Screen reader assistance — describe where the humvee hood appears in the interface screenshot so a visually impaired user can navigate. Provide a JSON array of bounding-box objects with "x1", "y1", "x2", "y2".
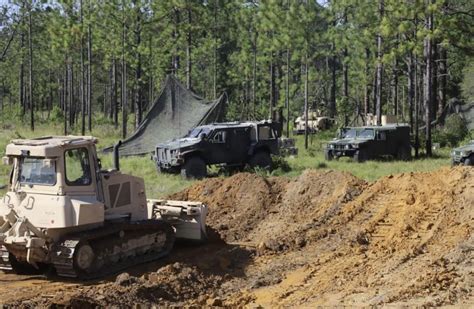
[
  {"x1": 330, "y1": 139, "x2": 368, "y2": 145},
  {"x1": 158, "y1": 137, "x2": 201, "y2": 150},
  {"x1": 453, "y1": 143, "x2": 474, "y2": 153}
]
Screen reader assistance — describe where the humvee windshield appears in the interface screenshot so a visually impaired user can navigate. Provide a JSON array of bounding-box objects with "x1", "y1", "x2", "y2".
[
  {"x1": 358, "y1": 128, "x2": 375, "y2": 139},
  {"x1": 19, "y1": 157, "x2": 56, "y2": 186},
  {"x1": 341, "y1": 129, "x2": 357, "y2": 139},
  {"x1": 187, "y1": 127, "x2": 211, "y2": 138}
]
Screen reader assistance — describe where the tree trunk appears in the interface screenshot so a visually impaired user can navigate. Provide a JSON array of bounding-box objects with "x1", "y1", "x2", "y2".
[
  {"x1": 172, "y1": 8, "x2": 180, "y2": 74},
  {"x1": 408, "y1": 51, "x2": 414, "y2": 133},
  {"x1": 270, "y1": 51, "x2": 275, "y2": 119},
  {"x1": 87, "y1": 0, "x2": 92, "y2": 132},
  {"x1": 28, "y1": 2, "x2": 34, "y2": 131},
  {"x1": 122, "y1": 17, "x2": 128, "y2": 139},
  {"x1": 213, "y1": 0, "x2": 218, "y2": 99},
  {"x1": 424, "y1": 1, "x2": 433, "y2": 157},
  {"x1": 375, "y1": 0, "x2": 384, "y2": 126},
  {"x1": 19, "y1": 30, "x2": 25, "y2": 115},
  {"x1": 186, "y1": 6, "x2": 192, "y2": 89},
  {"x1": 80, "y1": 0, "x2": 86, "y2": 135},
  {"x1": 392, "y1": 58, "x2": 398, "y2": 117},
  {"x1": 414, "y1": 54, "x2": 419, "y2": 157},
  {"x1": 286, "y1": 48, "x2": 290, "y2": 137},
  {"x1": 343, "y1": 48, "x2": 349, "y2": 125},
  {"x1": 364, "y1": 48, "x2": 370, "y2": 116},
  {"x1": 438, "y1": 46, "x2": 447, "y2": 120},
  {"x1": 304, "y1": 54, "x2": 309, "y2": 150},
  {"x1": 252, "y1": 31, "x2": 257, "y2": 119},
  {"x1": 330, "y1": 52, "x2": 336, "y2": 118},
  {"x1": 134, "y1": 0, "x2": 142, "y2": 128},
  {"x1": 432, "y1": 42, "x2": 438, "y2": 118}
]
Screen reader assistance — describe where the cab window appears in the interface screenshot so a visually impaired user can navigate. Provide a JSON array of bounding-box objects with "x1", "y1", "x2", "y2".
[
  {"x1": 65, "y1": 148, "x2": 92, "y2": 186},
  {"x1": 258, "y1": 126, "x2": 275, "y2": 140},
  {"x1": 377, "y1": 131, "x2": 387, "y2": 141},
  {"x1": 211, "y1": 130, "x2": 227, "y2": 143}
]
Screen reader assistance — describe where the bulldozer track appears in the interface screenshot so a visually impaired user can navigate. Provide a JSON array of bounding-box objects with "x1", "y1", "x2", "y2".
[{"x1": 51, "y1": 220, "x2": 175, "y2": 279}]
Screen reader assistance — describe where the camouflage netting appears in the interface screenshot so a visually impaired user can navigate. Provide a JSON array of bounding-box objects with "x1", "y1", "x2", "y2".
[{"x1": 106, "y1": 75, "x2": 226, "y2": 156}]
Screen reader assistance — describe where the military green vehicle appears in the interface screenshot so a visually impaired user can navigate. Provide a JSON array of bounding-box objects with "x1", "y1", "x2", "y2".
[
  {"x1": 153, "y1": 121, "x2": 280, "y2": 179},
  {"x1": 451, "y1": 141, "x2": 474, "y2": 166},
  {"x1": 325, "y1": 125, "x2": 411, "y2": 162}
]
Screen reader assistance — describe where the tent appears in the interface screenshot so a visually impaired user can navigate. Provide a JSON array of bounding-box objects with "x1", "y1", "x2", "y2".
[{"x1": 108, "y1": 75, "x2": 225, "y2": 156}]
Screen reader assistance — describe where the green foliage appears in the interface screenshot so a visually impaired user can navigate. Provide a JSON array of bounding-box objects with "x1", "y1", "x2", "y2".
[
  {"x1": 49, "y1": 106, "x2": 64, "y2": 123},
  {"x1": 442, "y1": 114, "x2": 469, "y2": 147}
]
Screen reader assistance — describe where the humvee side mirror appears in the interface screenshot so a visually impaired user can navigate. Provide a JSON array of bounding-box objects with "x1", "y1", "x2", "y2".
[
  {"x1": 199, "y1": 133, "x2": 207, "y2": 140},
  {"x1": 2, "y1": 156, "x2": 13, "y2": 165}
]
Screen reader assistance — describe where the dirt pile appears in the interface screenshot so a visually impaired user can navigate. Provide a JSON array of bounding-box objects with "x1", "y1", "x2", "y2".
[
  {"x1": 173, "y1": 167, "x2": 473, "y2": 306},
  {"x1": 2, "y1": 167, "x2": 472, "y2": 307},
  {"x1": 171, "y1": 170, "x2": 366, "y2": 248}
]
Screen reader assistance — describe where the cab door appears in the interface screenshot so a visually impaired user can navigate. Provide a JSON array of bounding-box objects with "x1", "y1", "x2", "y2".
[
  {"x1": 206, "y1": 129, "x2": 232, "y2": 164},
  {"x1": 227, "y1": 128, "x2": 251, "y2": 163},
  {"x1": 374, "y1": 130, "x2": 388, "y2": 156}
]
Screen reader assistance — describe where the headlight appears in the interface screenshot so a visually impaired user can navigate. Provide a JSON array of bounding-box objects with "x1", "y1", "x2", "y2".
[
  {"x1": 351, "y1": 144, "x2": 359, "y2": 149},
  {"x1": 344, "y1": 145, "x2": 351, "y2": 150},
  {"x1": 329, "y1": 144, "x2": 334, "y2": 149}
]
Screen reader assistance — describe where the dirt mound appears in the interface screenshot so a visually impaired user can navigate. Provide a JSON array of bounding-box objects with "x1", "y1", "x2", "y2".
[
  {"x1": 171, "y1": 172, "x2": 289, "y2": 242},
  {"x1": 2, "y1": 167, "x2": 472, "y2": 307},
  {"x1": 171, "y1": 170, "x2": 366, "y2": 248},
  {"x1": 244, "y1": 167, "x2": 474, "y2": 307}
]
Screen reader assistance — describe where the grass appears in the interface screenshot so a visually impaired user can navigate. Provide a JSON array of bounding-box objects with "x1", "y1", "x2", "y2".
[{"x1": 0, "y1": 112, "x2": 454, "y2": 197}]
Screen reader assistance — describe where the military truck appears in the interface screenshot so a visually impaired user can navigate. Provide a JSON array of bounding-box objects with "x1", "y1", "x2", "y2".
[
  {"x1": 154, "y1": 121, "x2": 280, "y2": 179},
  {"x1": 325, "y1": 125, "x2": 411, "y2": 162},
  {"x1": 293, "y1": 110, "x2": 333, "y2": 135},
  {"x1": 0, "y1": 136, "x2": 207, "y2": 279},
  {"x1": 451, "y1": 141, "x2": 474, "y2": 166}
]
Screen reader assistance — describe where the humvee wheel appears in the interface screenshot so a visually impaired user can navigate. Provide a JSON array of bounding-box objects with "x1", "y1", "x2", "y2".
[
  {"x1": 353, "y1": 150, "x2": 367, "y2": 163},
  {"x1": 325, "y1": 150, "x2": 334, "y2": 161},
  {"x1": 464, "y1": 155, "x2": 473, "y2": 166},
  {"x1": 181, "y1": 156, "x2": 207, "y2": 179},
  {"x1": 249, "y1": 151, "x2": 272, "y2": 170}
]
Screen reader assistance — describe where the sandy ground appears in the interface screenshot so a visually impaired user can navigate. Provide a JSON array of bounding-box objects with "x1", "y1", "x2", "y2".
[{"x1": 1, "y1": 166, "x2": 473, "y2": 307}]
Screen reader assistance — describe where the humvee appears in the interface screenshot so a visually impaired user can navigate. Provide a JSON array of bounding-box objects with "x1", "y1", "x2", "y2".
[
  {"x1": 325, "y1": 125, "x2": 411, "y2": 162},
  {"x1": 154, "y1": 121, "x2": 280, "y2": 179},
  {"x1": 451, "y1": 141, "x2": 474, "y2": 166}
]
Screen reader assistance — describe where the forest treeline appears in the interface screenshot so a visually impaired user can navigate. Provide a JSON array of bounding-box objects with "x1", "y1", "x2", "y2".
[{"x1": 0, "y1": 0, "x2": 472, "y2": 154}]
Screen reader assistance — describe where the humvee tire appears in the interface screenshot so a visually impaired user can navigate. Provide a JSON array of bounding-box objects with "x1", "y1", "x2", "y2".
[
  {"x1": 353, "y1": 150, "x2": 367, "y2": 163},
  {"x1": 181, "y1": 156, "x2": 207, "y2": 179},
  {"x1": 325, "y1": 150, "x2": 334, "y2": 161},
  {"x1": 249, "y1": 151, "x2": 272, "y2": 169},
  {"x1": 464, "y1": 155, "x2": 473, "y2": 166},
  {"x1": 397, "y1": 145, "x2": 411, "y2": 161}
]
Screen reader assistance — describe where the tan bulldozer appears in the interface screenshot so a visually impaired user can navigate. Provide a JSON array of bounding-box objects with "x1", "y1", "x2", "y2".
[
  {"x1": 0, "y1": 136, "x2": 207, "y2": 279},
  {"x1": 293, "y1": 110, "x2": 333, "y2": 135}
]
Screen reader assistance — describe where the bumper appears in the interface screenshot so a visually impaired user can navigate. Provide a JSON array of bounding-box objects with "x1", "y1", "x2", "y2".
[
  {"x1": 326, "y1": 149, "x2": 357, "y2": 157},
  {"x1": 154, "y1": 150, "x2": 184, "y2": 169},
  {"x1": 451, "y1": 156, "x2": 465, "y2": 165},
  {"x1": 157, "y1": 157, "x2": 183, "y2": 169}
]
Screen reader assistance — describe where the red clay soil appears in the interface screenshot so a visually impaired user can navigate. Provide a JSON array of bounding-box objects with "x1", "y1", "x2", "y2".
[{"x1": 1, "y1": 167, "x2": 473, "y2": 307}]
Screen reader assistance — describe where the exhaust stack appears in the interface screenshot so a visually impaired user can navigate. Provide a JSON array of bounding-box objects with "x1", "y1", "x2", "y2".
[{"x1": 113, "y1": 140, "x2": 122, "y2": 171}]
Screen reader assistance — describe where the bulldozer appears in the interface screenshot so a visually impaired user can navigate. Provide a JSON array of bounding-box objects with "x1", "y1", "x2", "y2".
[{"x1": 0, "y1": 136, "x2": 207, "y2": 279}]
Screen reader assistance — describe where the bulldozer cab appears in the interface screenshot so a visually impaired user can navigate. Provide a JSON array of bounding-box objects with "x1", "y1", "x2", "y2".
[{"x1": 4, "y1": 136, "x2": 100, "y2": 197}]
